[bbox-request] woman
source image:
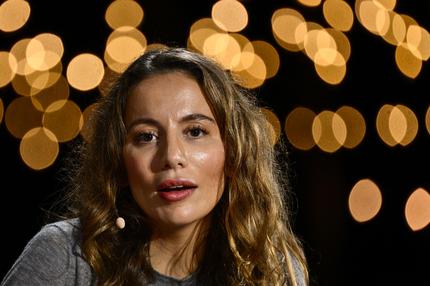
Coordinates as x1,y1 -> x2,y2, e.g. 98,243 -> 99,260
1,48 -> 308,285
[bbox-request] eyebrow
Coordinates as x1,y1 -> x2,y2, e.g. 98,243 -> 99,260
127,113 -> 216,130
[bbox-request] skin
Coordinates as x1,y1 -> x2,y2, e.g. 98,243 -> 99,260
122,71 -> 225,277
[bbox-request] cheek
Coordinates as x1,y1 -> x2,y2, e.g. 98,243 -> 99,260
123,148 -> 150,186
191,147 -> 225,184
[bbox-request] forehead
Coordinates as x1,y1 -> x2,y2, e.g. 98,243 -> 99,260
125,72 -> 214,121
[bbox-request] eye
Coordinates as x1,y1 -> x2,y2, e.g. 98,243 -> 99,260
134,131 -> 158,143
185,126 -> 208,138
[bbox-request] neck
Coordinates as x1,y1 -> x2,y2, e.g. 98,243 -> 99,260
149,221 -> 207,279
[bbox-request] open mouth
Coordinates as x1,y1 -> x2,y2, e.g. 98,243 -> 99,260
158,185 -> 197,192
157,179 -> 198,193
157,182 -> 197,202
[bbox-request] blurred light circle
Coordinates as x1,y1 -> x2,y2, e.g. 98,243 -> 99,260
244,41 -> 280,79
312,110 -> 346,153
285,107 -> 316,150
297,0 -> 321,7
405,188 -> 430,231
261,108 -> 281,146
0,51 -> 18,87
105,0 -> 144,29
271,8 -> 306,52
336,106 -> 366,149
349,179 -> 382,222
0,0 -> 30,32
43,100 -> 83,142
211,0 -> 248,32
189,18 -> 223,53
19,127 -> 59,170
26,33 -> 64,71
5,96 -> 43,138
323,0 -> 354,31
0,98 -> 4,125
67,53 -> 105,91
31,75 -> 70,112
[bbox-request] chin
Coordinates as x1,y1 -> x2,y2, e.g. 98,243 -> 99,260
158,209 -> 209,229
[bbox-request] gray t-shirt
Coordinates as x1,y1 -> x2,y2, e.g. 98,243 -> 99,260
1,219 -> 305,286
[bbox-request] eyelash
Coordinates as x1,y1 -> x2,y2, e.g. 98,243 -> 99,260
184,125 -> 209,138
134,131 -> 158,144
133,125 -> 209,144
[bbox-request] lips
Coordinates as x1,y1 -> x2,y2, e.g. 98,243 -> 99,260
157,179 -> 197,202
157,179 -> 197,192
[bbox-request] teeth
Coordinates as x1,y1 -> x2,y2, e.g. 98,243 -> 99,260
169,185 -> 183,189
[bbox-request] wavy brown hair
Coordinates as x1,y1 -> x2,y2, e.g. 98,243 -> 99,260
65,47 -> 308,285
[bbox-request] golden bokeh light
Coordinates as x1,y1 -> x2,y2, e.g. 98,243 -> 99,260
323,0 -> 354,31
105,27 -> 147,72
356,0 -> 390,36
271,8 -> 306,52
98,67 -> 120,97
233,52 -> 266,89
26,33 -> 64,71
25,62 -> 62,91
374,0 -> 396,10
426,106 -> 430,135
376,104 -> 417,147
230,33 -> 251,50
105,0 -> 144,29
405,188 -> 430,231
0,98 -> 3,124
376,104 -> 396,146
43,100 -> 83,142
297,0 -> 321,7
103,51 -> 128,74
395,104 -> 418,146
395,43 -> 422,79
11,73 -> 33,97
203,32 -> 242,70
312,111 -> 346,153
10,38 -> 33,76
285,107 -> 316,150
81,103 -> 98,142
314,52 -> 347,85
25,38 -> 44,70
388,105 -> 407,143
244,41 -> 280,79
400,14 -> 418,28
349,179 -> 382,223
211,0 -> 248,32
228,33 -> 253,72
304,28 -> 337,63
313,48 -> 339,67
67,53 -> 105,91
381,12 -> 406,46
106,36 -> 145,64
336,106 -> 366,149
326,29 -> 351,62
31,75 -> 70,112
188,18 -> 224,53
5,96 -> 43,138
406,25 -> 430,61
0,0 -> 30,32
0,51 -> 18,87
261,108 -> 281,146
19,127 -> 59,170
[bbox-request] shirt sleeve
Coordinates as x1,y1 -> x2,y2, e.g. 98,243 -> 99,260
1,224 -> 74,286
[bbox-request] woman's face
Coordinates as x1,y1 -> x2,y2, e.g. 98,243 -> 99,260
123,72 -> 225,231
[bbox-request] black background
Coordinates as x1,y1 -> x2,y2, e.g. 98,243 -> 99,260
1,1 -> 430,285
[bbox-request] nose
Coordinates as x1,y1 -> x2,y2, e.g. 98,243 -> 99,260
160,131 -> 187,170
